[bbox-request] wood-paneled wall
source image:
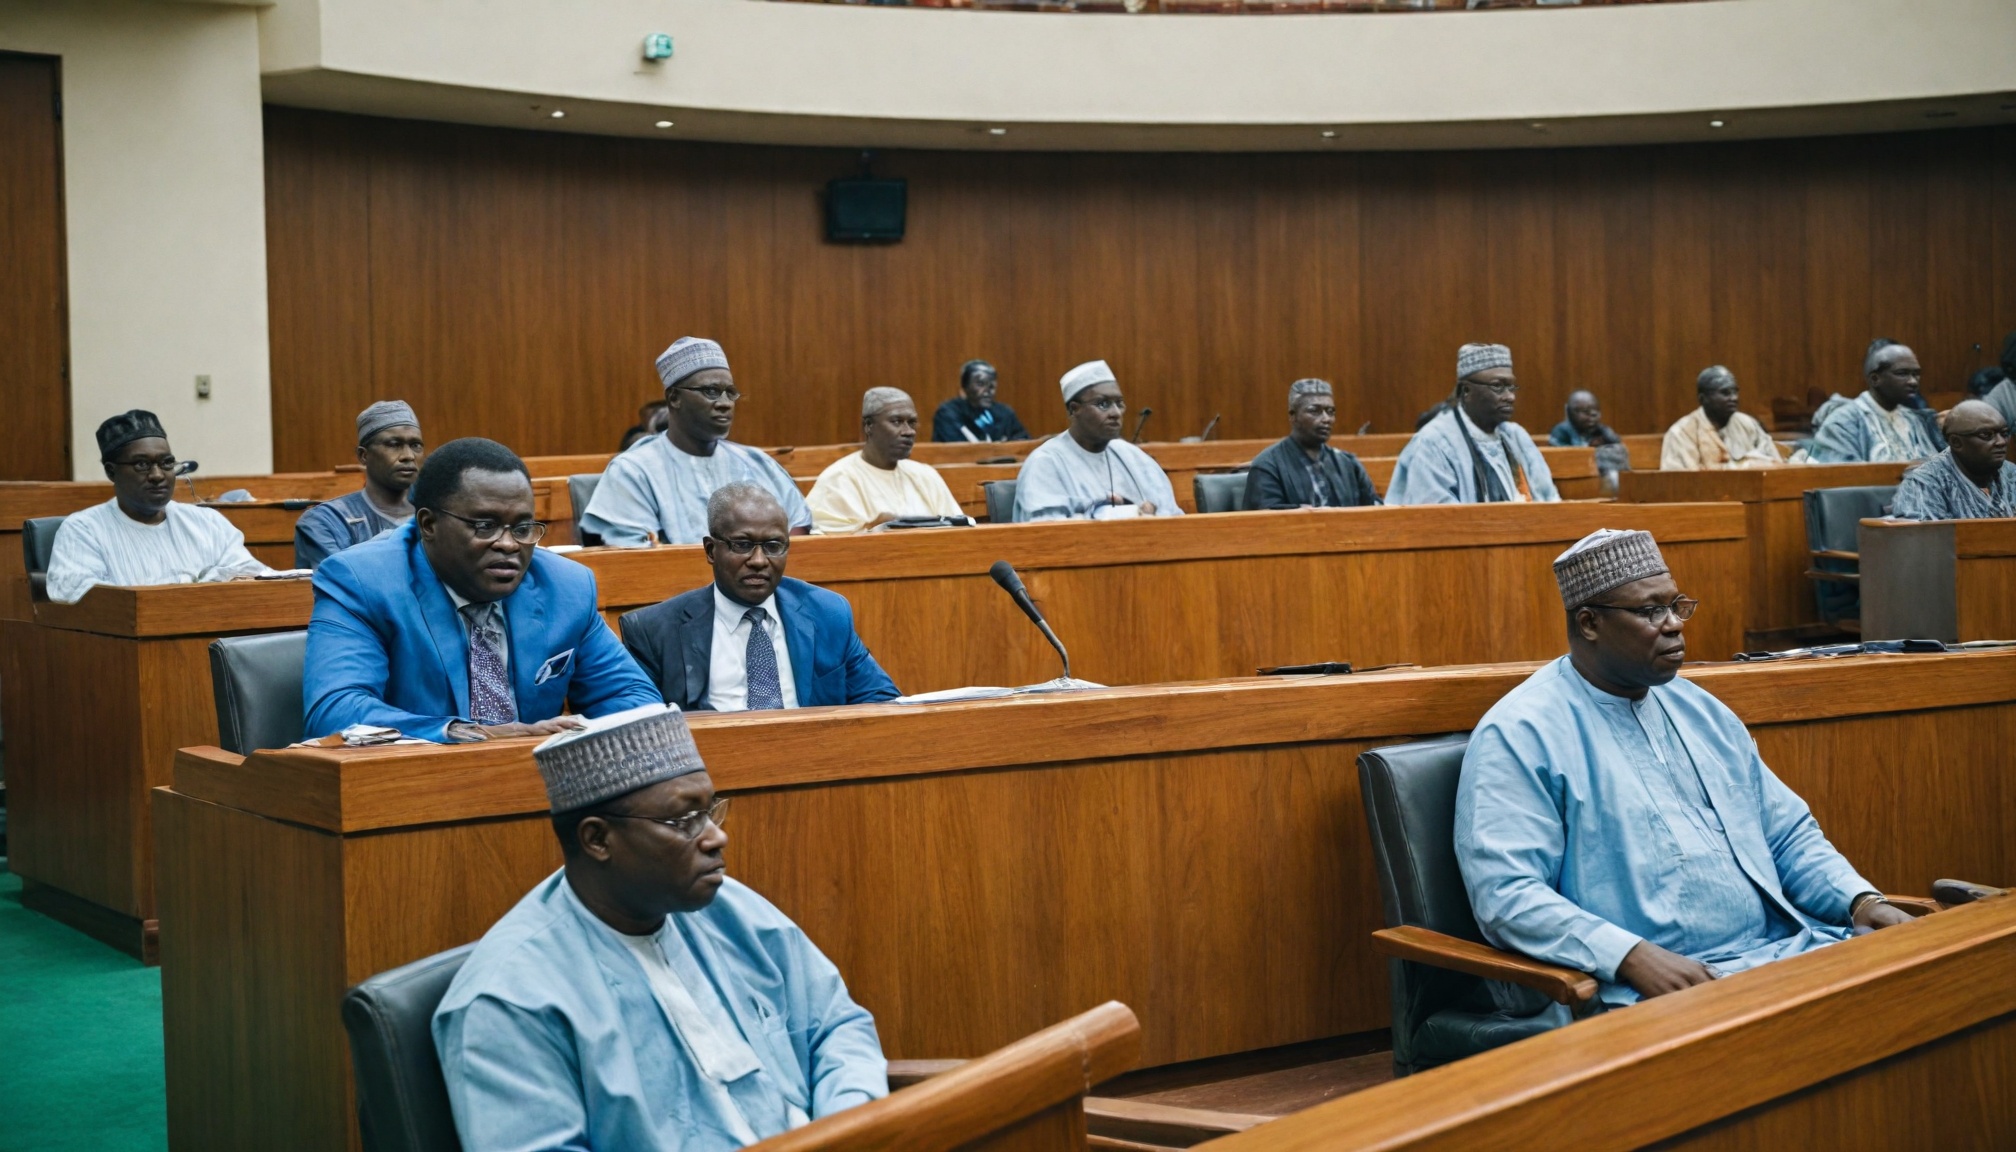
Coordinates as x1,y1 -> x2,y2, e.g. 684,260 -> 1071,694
0,52 -> 72,481
265,109 -> 2016,472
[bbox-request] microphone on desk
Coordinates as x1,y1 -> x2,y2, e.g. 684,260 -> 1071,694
1199,414 -> 1220,442
1130,408 -> 1154,443
174,459 -> 203,503
989,560 -> 1072,684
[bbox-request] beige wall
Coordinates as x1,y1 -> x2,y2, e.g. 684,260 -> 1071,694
1,0 -> 272,478
260,0 -> 2016,151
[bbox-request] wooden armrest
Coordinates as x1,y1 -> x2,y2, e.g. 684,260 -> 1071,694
1803,569 -> 1860,584
1811,549 -> 1860,562
886,1059 -> 965,1089
1372,925 -> 1598,1007
1084,1098 -> 1270,1149
1882,895 -> 1942,917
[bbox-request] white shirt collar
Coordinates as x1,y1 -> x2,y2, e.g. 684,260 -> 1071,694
713,583 -> 778,626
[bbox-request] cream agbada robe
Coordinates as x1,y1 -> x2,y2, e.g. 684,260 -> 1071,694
1659,408 -> 1783,471
805,451 -> 964,534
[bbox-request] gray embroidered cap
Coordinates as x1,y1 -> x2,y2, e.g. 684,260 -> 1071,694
533,704 -> 707,813
1457,342 -> 1514,381
655,337 -> 731,390
1553,528 -> 1669,610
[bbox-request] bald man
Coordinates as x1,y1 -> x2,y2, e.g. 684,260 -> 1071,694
805,388 -> 965,534
1809,341 -> 1942,463
1890,399 -> 2016,520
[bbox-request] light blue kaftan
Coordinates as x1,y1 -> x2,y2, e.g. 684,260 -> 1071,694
1011,434 -> 1182,522
580,434 -> 812,547
434,871 -> 887,1152
1386,408 -> 1560,505
1454,657 -> 1873,1008
1808,391 -> 1942,464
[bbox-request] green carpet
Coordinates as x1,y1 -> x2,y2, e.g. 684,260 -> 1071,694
0,862 -> 168,1152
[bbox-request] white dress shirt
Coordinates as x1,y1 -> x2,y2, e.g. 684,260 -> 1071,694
707,585 -> 800,711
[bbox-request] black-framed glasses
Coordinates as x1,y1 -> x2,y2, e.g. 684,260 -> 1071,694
1586,597 -> 1700,626
1952,428 -> 2011,445
436,509 -> 548,544
678,384 -> 741,403
112,456 -> 178,476
720,537 -> 789,557
601,797 -> 730,840
1081,396 -> 1126,412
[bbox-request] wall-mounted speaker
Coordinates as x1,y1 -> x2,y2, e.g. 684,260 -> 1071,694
825,178 -> 906,243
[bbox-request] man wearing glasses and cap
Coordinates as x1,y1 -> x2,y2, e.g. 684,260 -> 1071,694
434,704 -> 887,1150
619,484 -> 899,712
46,409 -> 272,603
1387,343 -> 1560,505
580,337 -> 812,547
293,399 -> 425,569
1453,529 -> 1911,1026
305,437 -> 660,743
1011,359 -> 1181,522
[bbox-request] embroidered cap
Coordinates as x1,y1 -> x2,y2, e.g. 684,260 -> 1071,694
1457,343 -> 1514,382
1553,528 -> 1669,610
356,400 -> 420,446
96,410 -> 168,460
1060,359 -> 1118,404
655,337 -> 731,391
534,704 -> 707,813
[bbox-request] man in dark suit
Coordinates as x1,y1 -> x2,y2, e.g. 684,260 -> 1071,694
1244,378 -> 1380,510
619,483 -> 901,711
305,437 -> 660,742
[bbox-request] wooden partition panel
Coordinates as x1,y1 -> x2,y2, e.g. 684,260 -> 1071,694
1860,517 -> 2016,643
0,52 -> 70,481
265,110 -> 2016,471
155,651 -> 2016,1152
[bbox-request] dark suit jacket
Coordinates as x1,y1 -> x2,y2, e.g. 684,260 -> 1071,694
618,576 -> 901,711
1243,437 -> 1381,510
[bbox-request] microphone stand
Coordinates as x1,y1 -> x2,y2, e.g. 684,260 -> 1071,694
989,560 -> 1091,691
1199,414 -> 1221,441
1130,408 -> 1154,443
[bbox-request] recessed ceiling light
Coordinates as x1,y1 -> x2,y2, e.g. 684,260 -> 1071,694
1320,130 -> 1337,139
1708,119 -> 1725,128
655,120 -> 674,129
550,109 -> 566,119
987,127 -> 1008,136
1528,122 -> 1547,132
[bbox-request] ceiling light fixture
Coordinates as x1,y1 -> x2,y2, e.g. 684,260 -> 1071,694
655,120 -> 674,129
1320,130 -> 1337,139
988,127 -> 1008,136
550,109 -> 566,119
1709,119 -> 1725,128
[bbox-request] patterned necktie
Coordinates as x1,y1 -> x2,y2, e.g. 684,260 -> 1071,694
461,602 -> 516,725
742,606 -> 784,711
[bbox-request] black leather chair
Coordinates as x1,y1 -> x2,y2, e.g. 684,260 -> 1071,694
981,479 -> 1017,524
208,630 -> 308,754
342,944 -> 474,1152
1802,484 -> 1898,634
1191,472 -> 1249,514
1358,735 -> 1596,1076
568,473 -> 603,546
22,514 -> 66,601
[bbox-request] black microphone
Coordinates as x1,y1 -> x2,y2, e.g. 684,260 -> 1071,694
989,560 -> 1072,683
1130,407 -> 1153,443
1199,414 -> 1221,441
174,459 -> 202,503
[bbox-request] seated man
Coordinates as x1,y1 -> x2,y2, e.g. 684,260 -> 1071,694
933,359 -> 1029,443
1661,366 -> 1782,470
46,410 -> 271,603
620,484 -> 900,711
306,437 -> 660,742
1243,378 -> 1379,510
294,400 -> 423,569
806,388 -> 965,533
434,705 -> 887,1150
1387,344 -> 1560,505
1891,399 -> 2016,520
1809,340 -> 1941,463
1547,391 -> 1621,449
580,337 -> 811,546
1012,360 -> 1181,521
1455,529 -> 1912,1013
1983,331 -> 2016,431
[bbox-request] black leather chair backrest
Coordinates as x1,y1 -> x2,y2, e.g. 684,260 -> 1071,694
208,631 -> 308,754
982,479 -> 1017,524
1803,485 -> 1897,626
342,944 -> 474,1152
1192,472 -> 1249,514
1358,734 -> 1482,942
569,473 -> 604,547
23,515 -> 66,600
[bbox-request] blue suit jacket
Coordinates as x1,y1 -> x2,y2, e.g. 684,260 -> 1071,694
305,523 -> 659,742
617,577 -> 900,711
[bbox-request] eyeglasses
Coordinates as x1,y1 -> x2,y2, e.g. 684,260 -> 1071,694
112,456 -> 178,476
1952,428 -> 2011,445
678,384 -> 741,403
1080,397 -> 1126,412
1467,381 -> 1520,396
719,537 -> 789,557
1585,597 -> 1700,626
601,797 -> 730,840
435,509 -> 549,543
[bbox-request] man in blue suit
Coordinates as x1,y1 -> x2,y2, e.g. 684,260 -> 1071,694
306,437 -> 660,742
619,484 -> 900,711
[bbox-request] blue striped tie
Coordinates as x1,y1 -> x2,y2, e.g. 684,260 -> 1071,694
742,606 -> 783,711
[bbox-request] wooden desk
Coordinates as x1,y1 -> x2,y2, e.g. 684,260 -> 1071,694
1615,464 -> 1908,646
576,502 -> 1749,689
1859,517 -> 2016,643
0,580 -> 314,959
1202,894 -> 2016,1151
153,650 -> 2016,1152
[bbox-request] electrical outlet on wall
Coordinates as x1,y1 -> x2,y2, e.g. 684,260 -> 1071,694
196,374 -> 212,400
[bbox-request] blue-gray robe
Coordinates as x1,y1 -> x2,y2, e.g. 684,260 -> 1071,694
434,871 -> 886,1151
1890,449 -> 2016,520
1011,434 -> 1182,522
1387,408 -> 1560,505
1808,391 -> 1942,464
294,488 -> 407,569
1454,657 -> 1873,1008
581,435 -> 811,547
